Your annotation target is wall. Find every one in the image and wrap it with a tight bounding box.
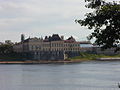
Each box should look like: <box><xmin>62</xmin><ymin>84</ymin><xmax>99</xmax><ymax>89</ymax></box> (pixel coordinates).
<box><xmin>33</xmin><ymin>51</ymin><xmax>64</xmax><ymax>60</ymax></box>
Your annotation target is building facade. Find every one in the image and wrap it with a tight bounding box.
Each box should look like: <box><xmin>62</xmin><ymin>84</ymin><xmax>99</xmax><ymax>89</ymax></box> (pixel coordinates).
<box><xmin>13</xmin><ymin>34</ymin><xmax>91</xmax><ymax>60</ymax></box>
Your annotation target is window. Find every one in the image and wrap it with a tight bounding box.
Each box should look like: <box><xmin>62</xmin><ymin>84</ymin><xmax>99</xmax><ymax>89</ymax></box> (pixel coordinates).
<box><xmin>31</xmin><ymin>45</ymin><xmax>33</xmax><ymax>50</ymax></box>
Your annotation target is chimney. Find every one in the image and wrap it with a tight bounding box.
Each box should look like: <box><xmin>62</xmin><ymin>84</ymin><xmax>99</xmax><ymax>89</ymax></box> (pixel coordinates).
<box><xmin>61</xmin><ymin>36</ymin><xmax>64</xmax><ymax>40</ymax></box>
<box><xmin>21</xmin><ymin>34</ymin><xmax>25</xmax><ymax>42</ymax></box>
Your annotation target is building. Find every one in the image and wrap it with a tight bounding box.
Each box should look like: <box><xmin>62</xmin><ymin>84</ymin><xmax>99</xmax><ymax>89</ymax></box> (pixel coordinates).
<box><xmin>92</xmin><ymin>47</ymin><xmax>120</xmax><ymax>55</ymax></box>
<box><xmin>13</xmin><ymin>34</ymin><xmax>91</xmax><ymax>60</ymax></box>
<box><xmin>79</xmin><ymin>41</ymin><xmax>93</xmax><ymax>53</ymax></box>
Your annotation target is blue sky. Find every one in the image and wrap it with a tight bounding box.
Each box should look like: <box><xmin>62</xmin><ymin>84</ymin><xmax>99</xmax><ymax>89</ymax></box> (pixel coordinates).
<box><xmin>0</xmin><ymin>0</ymin><xmax>93</xmax><ymax>42</ymax></box>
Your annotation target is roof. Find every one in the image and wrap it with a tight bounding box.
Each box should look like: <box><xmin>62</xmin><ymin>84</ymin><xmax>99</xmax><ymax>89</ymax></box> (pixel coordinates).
<box><xmin>64</xmin><ymin>40</ymin><xmax>78</xmax><ymax>43</ymax></box>
<box><xmin>23</xmin><ymin>38</ymin><xmax>30</xmax><ymax>42</ymax></box>
<box><xmin>44</xmin><ymin>34</ymin><xmax>62</xmax><ymax>42</ymax></box>
<box><xmin>79</xmin><ymin>41</ymin><xmax>91</xmax><ymax>44</ymax></box>
<box><xmin>67</xmin><ymin>36</ymin><xmax>76</xmax><ymax>42</ymax></box>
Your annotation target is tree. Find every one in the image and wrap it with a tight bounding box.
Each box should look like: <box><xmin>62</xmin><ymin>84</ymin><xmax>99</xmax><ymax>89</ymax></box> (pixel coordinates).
<box><xmin>76</xmin><ymin>0</ymin><xmax>120</xmax><ymax>50</ymax></box>
<box><xmin>0</xmin><ymin>44</ymin><xmax>13</xmax><ymax>55</ymax></box>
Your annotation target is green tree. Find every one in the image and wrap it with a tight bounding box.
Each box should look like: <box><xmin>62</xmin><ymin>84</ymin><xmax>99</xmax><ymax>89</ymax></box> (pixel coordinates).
<box><xmin>0</xmin><ymin>44</ymin><xmax>13</xmax><ymax>55</ymax></box>
<box><xmin>76</xmin><ymin>0</ymin><xmax>120</xmax><ymax>50</ymax></box>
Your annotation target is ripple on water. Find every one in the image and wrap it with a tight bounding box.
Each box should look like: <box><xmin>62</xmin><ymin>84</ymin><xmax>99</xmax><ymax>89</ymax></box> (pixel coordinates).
<box><xmin>0</xmin><ymin>61</ymin><xmax>120</xmax><ymax>90</ymax></box>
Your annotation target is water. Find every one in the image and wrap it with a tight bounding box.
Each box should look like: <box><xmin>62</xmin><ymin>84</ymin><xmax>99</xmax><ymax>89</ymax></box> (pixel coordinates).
<box><xmin>0</xmin><ymin>61</ymin><xmax>120</xmax><ymax>90</ymax></box>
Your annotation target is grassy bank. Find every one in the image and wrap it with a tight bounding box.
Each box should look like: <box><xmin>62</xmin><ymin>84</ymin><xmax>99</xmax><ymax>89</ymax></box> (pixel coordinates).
<box><xmin>0</xmin><ymin>54</ymin><xmax>26</xmax><ymax>61</ymax></box>
<box><xmin>69</xmin><ymin>53</ymin><xmax>120</xmax><ymax>61</ymax></box>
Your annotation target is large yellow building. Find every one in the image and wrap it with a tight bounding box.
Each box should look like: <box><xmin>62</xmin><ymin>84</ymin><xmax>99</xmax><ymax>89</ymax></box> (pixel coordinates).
<box><xmin>13</xmin><ymin>34</ymin><xmax>91</xmax><ymax>60</ymax></box>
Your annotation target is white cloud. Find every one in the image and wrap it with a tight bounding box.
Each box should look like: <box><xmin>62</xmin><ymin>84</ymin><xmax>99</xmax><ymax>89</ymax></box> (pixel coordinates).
<box><xmin>0</xmin><ymin>0</ymin><xmax>92</xmax><ymax>42</ymax></box>
<box><xmin>0</xmin><ymin>18</ymin><xmax>33</xmax><ymax>24</ymax></box>
<box><xmin>0</xmin><ymin>17</ymin><xmax>35</xmax><ymax>31</ymax></box>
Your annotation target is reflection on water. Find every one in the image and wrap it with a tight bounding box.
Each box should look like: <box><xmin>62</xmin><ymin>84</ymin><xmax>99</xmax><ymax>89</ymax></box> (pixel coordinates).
<box><xmin>0</xmin><ymin>61</ymin><xmax>120</xmax><ymax>90</ymax></box>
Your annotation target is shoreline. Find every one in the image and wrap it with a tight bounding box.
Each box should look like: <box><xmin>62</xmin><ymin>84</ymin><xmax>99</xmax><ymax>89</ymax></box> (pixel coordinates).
<box><xmin>0</xmin><ymin>57</ymin><xmax>120</xmax><ymax>64</ymax></box>
<box><xmin>0</xmin><ymin>60</ymin><xmax>83</xmax><ymax>64</ymax></box>
<box><xmin>96</xmin><ymin>58</ymin><xmax>120</xmax><ymax>61</ymax></box>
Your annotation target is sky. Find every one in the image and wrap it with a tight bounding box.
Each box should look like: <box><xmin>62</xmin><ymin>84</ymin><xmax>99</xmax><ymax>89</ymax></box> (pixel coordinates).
<box><xmin>0</xmin><ymin>0</ymin><xmax>93</xmax><ymax>42</ymax></box>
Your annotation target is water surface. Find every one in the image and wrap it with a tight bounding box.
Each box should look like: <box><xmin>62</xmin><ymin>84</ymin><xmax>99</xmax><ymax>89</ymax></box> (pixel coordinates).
<box><xmin>0</xmin><ymin>61</ymin><xmax>120</xmax><ymax>90</ymax></box>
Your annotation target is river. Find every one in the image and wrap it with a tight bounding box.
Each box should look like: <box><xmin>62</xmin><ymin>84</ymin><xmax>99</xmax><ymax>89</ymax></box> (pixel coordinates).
<box><xmin>0</xmin><ymin>61</ymin><xmax>120</xmax><ymax>90</ymax></box>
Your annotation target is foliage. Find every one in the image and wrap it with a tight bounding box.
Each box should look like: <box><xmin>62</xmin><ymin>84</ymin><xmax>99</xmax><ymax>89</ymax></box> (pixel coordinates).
<box><xmin>76</xmin><ymin>0</ymin><xmax>120</xmax><ymax>50</ymax></box>
<box><xmin>0</xmin><ymin>44</ymin><xmax>13</xmax><ymax>55</ymax></box>
<box><xmin>0</xmin><ymin>43</ymin><xmax>27</xmax><ymax>60</ymax></box>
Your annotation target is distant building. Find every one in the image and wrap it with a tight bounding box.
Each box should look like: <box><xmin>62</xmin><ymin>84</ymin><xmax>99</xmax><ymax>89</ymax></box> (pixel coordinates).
<box><xmin>92</xmin><ymin>47</ymin><xmax>120</xmax><ymax>55</ymax></box>
<box><xmin>13</xmin><ymin>34</ymin><xmax>92</xmax><ymax>60</ymax></box>
<box><xmin>79</xmin><ymin>41</ymin><xmax>93</xmax><ymax>53</ymax></box>
<box><xmin>80</xmin><ymin>41</ymin><xmax>92</xmax><ymax>48</ymax></box>
<box><xmin>90</xmin><ymin>43</ymin><xmax>120</xmax><ymax>55</ymax></box>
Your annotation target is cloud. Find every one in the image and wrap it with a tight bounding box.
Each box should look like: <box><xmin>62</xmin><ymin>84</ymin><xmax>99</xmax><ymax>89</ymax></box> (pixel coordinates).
<box><xmin>0</xmin><ymin>17</ymin><xmax>35</xmax><ymax>32</ymax></box>
<box><xmin>0</xmin><ymin>0</ymin><xmax>89</xmax><ymax>18</ymax></box>
<box><xmin>0</xmin><ymin>0</ymin><xmax>92</xmax><ymax>42</ymax></box>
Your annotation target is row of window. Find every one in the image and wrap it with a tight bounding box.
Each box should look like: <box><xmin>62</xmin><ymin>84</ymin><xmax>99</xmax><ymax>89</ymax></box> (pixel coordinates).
<box><xmin>30</xmin><ymin>44</ymin><xmax>79</xmax><ymax>48</ymax></box>
<box><xmin>34</xmin><ymin>51</ymin><xmax>62</xmax><ymax>55</ymax></box>
<box><xmin>51</xmin><ymin>43</ymin><xmax>63</xmax><ymax>47</ymax></box>
<box><xmin>30</xmin><ymin>46</ymin><xmax>41</xmax><ymax>50</ymax></box>
<box><xmin>41</xmin><ymin>48</ymin><xmax>79</xmax><ymax>51</ymax></box>
<box><xmin>64</xmin><ymin>44</ymin><xmax>79</xmax><ymax>47</ymax></box>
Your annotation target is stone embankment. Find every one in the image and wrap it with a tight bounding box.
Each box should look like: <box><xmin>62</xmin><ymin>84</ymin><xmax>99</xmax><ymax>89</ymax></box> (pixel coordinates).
<box><xmin>96</xmin><ymin>58</ymin><xmax>120</xmax><ymax>61</ymax></box>
<box><xmin>0</xmin><ymin>60</ymin><xmax>82</xmax><ymax>64</ymax></box>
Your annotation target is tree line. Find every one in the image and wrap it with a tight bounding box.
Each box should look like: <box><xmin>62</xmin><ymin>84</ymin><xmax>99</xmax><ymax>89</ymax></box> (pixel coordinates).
<box><xmin>0</xmin><ymin>43</ymin><xmax>13</xmax><ymax>55</ymax></box>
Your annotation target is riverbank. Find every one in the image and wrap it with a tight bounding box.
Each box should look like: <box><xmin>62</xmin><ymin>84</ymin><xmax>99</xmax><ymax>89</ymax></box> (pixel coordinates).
<box><xmin>0</xmin><ymin>58</ymin><xmax>120</xmax><ymax>64</ymax></box>
<box><xmin>96</xmin><ymin>57</ymin><xmax>120</xmax><ymax>61</ymax></box>
<box><xmin>69</xmin><ymin>53</ymin><xmax>120</xmax><ymax>61</ymax></box>
<box><xmin>1</xmin><ymin>53</ymin><xmax>120</xmax><ymax>64</ymax></box>
<box><xmin>0</xmin><ymin>60</ymin><xmax>83</xmax><ymax>64</ymax></box>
